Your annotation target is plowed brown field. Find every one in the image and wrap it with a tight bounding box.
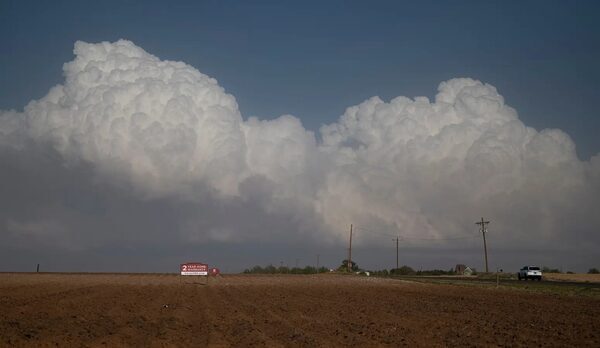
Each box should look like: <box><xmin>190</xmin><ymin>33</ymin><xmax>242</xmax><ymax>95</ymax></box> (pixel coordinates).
<box><xmin>1</xmin><ymin>273</ymin><xmax>599</xmax><ymax>347</ymax></box>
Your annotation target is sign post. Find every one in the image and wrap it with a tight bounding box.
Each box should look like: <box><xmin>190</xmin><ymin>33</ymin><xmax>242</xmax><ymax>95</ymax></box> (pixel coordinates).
<box><xmin>180</xmin><ymin>262</ymin><xmax>209</xmax><ymax>284</ymax></box>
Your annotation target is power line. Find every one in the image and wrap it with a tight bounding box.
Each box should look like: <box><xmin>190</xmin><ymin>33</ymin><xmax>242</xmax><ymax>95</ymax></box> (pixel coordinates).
<box><xmin>356</xmin><ymin>226</ymin><xmax>478</xmax><ymax>241</ymax></box>
<box><xmin>400</xmin><ymin>235</ymin><xmax>478</xmax><ymax>241</ymax></box>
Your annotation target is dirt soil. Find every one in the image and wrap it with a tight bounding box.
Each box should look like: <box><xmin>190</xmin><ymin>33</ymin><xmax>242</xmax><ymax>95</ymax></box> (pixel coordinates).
<box><xmin>1</xmin><ymin>273</ymin><xmax>599</xmax><ymax>347</ymax></box>
<box><xmin>542</xmin><ymin>272</ymin><xmax>600</xmax><ymax>283</ymax></box>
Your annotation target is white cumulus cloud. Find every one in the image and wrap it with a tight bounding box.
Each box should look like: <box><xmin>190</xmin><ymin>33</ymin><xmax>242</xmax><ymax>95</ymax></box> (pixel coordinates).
<box><xmin>1</xmin><ymin>40</ymin><xmax>598</xmax><ymax>266</ymax></box>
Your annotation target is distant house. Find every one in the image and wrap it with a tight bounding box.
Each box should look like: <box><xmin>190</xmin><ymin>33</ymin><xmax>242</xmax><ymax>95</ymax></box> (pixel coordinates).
<box><xmin>455</xmin><ymin>264</ymin><xmax>473</xmax><ymax>275</ymax></box>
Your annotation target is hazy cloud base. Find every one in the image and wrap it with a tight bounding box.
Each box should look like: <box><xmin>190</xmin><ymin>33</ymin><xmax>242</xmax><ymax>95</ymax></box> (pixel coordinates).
<box><xmin>1</xmin><ymin>40</ymin><xmax>598</xmax><ymax>272</ymax></box>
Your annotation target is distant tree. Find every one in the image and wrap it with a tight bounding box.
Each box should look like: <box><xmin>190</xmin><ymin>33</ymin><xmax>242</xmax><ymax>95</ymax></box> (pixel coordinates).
<box><xmin>390</xmin><ymin>265</ymin><xmax>415</xmax><ymax>275</ymax></box>
<box><xmin>317</xmin><ymin>266</ymin><xmax>329</xmax><ymax>273</ymax></box>
<box><xmin>264</xmin><ymin>264</ymin><xmax>277</xmax><ymax>274</ymax></box>
<box><xmin>376</xmin><ymin>269</ymin><xmax>389</xmax><ymax>276</ymax></box>
<box><xmin>542</xmin><ymin>266</ymin><xmax>561</xmax><ymax>273</ymax></box>
<box><xmin>338</xmin><ymin>259</ymin><xmax>359</xmax><ymax>272</ymax></box>
<box><xmin>243</xmin><ymin>265</ymin><xmax>265</xmax><ymax>274</ymax></box>
<box><xmin>243</xmin><ymin>264</ymin><xmax>329</xmax><ymax>275</ymax></box>
<box><xmin>588</xmin><ymin>268</ymin><xmax>600</xmax><ymax>274</ymax></box>
<box><xmin>416</xmin><ymin>269</ymin><xmax>451</xmax><ymax>276</ymax></box>
<box><xmin>302</xmin><ymin>266</ymin><xmax>317</xmax><ymax>274</ymax></box>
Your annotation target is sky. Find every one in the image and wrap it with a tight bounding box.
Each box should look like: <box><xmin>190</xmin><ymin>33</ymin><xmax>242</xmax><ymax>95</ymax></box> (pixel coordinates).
<box><xmin>0</xmin><ymin>1</ymin><xmax>599</xmax><ymax>273</ymax></box>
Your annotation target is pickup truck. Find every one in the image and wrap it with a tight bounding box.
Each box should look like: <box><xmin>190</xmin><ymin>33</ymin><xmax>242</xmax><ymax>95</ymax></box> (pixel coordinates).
<box><xmin>518</xmin><ymin>266</ymin><xmax>542</xmax><ymax>281</ymax></box>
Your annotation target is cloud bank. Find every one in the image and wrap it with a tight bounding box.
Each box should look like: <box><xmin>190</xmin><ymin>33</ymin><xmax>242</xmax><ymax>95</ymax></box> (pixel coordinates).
<box><xmin>1</xmin><ymin>40</ymin><xmax>598</xmax><ymax>270</ymax></box>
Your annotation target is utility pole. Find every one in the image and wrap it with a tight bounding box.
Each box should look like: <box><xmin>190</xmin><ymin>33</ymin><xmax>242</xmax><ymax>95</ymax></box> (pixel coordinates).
<box><xmin>392</xmin><ymin>236</ymin><xmax>399</xmax><ymax>270</ymax></box>
<box><xmin>475</xmin><ymin>217</ymin><xmax>490</xmax><ymax>273</ymax></box>
<box><xmin>348</xmin><ymin>224</ymin><xmax>353</xmax><ymax>272</ymax></box>
<box><xmin>316</xmin><ymin>254</ymin><xmax>320</xmax><ymax>270</ymax></box>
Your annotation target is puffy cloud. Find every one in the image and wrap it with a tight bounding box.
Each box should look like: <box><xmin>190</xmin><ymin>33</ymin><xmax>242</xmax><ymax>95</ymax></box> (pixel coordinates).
<box><xmin>16</xmin><ymin>40</ymin><xmax>245</xmax><ymax>197</ymax></box>
<box><xmin>319</xmin><ymin>79</ymin><xmax>598</xmax><ymax>247</ymax></box>
<box><xmin>0</xmin><ymin>40</ymin><xmax>598</xmax><ymax>270</ymax></box>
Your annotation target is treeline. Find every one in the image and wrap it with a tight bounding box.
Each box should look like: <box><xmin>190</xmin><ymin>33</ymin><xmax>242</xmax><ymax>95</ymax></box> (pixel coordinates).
<box><xmin>542</xmin><ymin>266</ymin><xmax>568</xmax><ymax>273</ymax></box>
<box><xmin>333</xmin><ymin>260</ymin><xmax>458</xmax><ymax>276</ymax></box>
<box><xmin>370</xmin><ymin>265</ymin><xmax>458</xmax><ymax>277</ymax></box>
<box><xmin>243</xmin><ymin>263</ymin><xmax>600</xmax><ymax>276</ymax></box>
<box><xmin>542</xmin><ymin>266</ymin><xmax>600</xmax><ymax>274</ymax></box>
<box><xmin>243</xmin><ymin>265</ymin><xmax>330</xmax><ymax>274</ymax></box>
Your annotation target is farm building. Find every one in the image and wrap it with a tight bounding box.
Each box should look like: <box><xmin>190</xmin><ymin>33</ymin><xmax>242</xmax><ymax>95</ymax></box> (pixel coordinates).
<box><xmin>455</xmin><ymin>264</ymin><xmax>474</xmax><ymax>275</ymax></box>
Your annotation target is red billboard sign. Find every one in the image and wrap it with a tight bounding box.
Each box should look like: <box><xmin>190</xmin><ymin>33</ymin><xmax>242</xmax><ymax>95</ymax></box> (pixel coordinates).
<box><xmin>180</xmin><ymin>262</ymin><xmax>208</xmax><ymax>276</ymax></box>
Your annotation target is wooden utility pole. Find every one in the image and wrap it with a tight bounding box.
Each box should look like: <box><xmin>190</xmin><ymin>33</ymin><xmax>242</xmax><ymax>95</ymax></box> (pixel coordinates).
<box><xmin>348</xmin><ymin>224</ymin><xmax>353</xmax><ymax>272</ymax></box>
<box><xmin>475</xmin><ymin>217</ymin><xmax>490</xmax><ymax>273</ymax></box>
<box><xmin>316</xmin><ymin>254</ymin><xmax>320</xmax><ymax>270</ymax></box>
<box><xmin>392</xmin><ymin>236</ymin><xmax>399</xmax><ymax>270</ymax></box>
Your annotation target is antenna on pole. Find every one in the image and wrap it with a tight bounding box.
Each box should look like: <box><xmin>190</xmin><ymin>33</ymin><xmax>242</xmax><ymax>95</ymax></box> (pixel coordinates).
<box><xmin>475</xmin><ymin>217</ymin><xmax>490</xmax><ymax>273</ymax></box>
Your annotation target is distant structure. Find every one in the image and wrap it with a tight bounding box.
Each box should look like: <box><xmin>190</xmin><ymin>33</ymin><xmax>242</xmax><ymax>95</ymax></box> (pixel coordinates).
<box><xmin>455</xmin><ymin>264</ymin><xmax>473</xmax><ymax>276</ymax></box>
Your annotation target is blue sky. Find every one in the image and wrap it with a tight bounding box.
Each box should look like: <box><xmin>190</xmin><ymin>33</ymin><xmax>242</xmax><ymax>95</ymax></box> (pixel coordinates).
<box><xmin>1</xmin><ymin>0</ymin><xmax>599</xmax><ymax>159</ymax></box>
